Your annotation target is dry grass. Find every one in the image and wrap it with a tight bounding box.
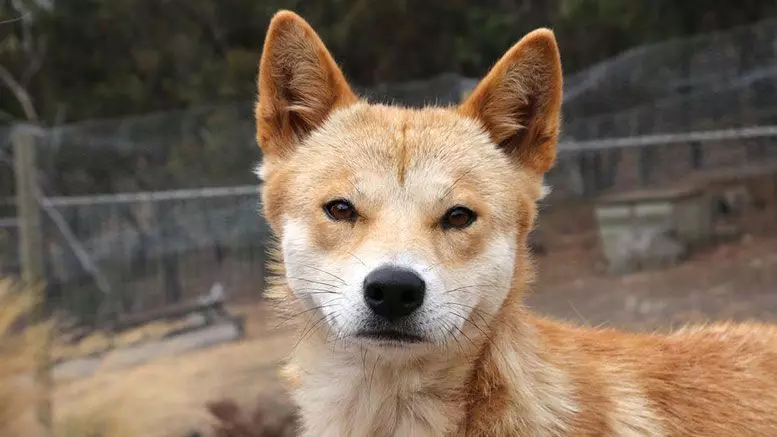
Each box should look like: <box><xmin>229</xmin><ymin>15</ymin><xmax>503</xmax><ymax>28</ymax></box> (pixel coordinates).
<box><xmin>0</xmin><ymin>279</ymin><xmax>297</xmax><ymax>437</ymax></box>
<box><xmin>0</xmin><ymin>278</ymin><xmax>51</xmax><ymax>437</ymax></box>
<box><xmin>53</xmin><ymin>302</ymin><xmax>296</xmax><ymax>437</ymax></box>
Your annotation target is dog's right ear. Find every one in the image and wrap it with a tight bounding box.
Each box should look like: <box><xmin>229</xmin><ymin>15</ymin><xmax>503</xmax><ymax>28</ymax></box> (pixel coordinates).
<box><xmin>255</xmin><ymin>11</ymin><xmax>357</xmax><ymax>167</ymax></box>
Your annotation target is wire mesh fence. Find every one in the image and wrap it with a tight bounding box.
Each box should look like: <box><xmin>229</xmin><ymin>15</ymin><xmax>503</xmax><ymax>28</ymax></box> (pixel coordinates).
<box><xmin>562</xmin><ymin>15</ymin><xmax>777</xmax><ymax>136</ymax></box>
<box><xmin>1</xmin><ymin>16</ymin><xmax>777</xmax><ymax>333</ymax></box>
<box><xmin>41</xmin><ymin>186</ymin><xmax>269</xmax><ymax>329</ymax></box>
<box><xmin>550</xmin><ymin>129</ymin><xmax>777</xmax><ymax>200</ymax></box>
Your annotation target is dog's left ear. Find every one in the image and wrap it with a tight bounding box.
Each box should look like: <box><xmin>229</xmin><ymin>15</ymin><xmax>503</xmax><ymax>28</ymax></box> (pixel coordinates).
<box><xmin>458</xmin><ymin>29</ymin><xmax>563</xmax><ymax>174</ymax></box>
<box><xmin>256</xmin><ymin>11</ymin><xmax>357</xmax><ymax>163</ymax></box>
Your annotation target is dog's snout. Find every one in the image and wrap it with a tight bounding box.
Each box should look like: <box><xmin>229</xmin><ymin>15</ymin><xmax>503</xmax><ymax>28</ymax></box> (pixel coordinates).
<box><xmin>363</xmin><ymin>266</ymin><xmax>426</xmax><ymax>321</ymax></box>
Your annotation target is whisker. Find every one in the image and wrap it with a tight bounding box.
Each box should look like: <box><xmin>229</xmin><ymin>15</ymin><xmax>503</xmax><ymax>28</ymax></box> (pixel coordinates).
<box><xmin>439</xmin><ymin>167</ymin><xmax>475</xmax><ymax>201</ymax></box>
<box><xmin>273</xmin><ymin>302</ymin><xmax>339</xmax><ymax>329</ymax></box>
<box><xmin>441</xmin><ymin>320</ymin><xmax>465</xmax><ymax>354</ymax></box>
<box><xmin>287</xmin><ymin>276</ymin><xmax>339</xmax><ymax>288</ymax></box>
<box><xmin>567</xmin><ymin>301</ymin><xmax>590</xmax><ymax>325</ymax></box>
<box><xmin>347</xmin><ymin>178</ymin><xmax>363</xmax><ymax>197</ymax></box>
<box><xmin>444</xmin><ymin>301</ymin><xmax>491</xmax><ymax>328</ymax></box>
<box><xmin>322</xmin><ymin>314</ymin><xmax>346</xmax><ymax>350</ymax></box>
<box><xmin>447</xmin><ymin>309</ymin><xmax>492</xmax><ymax>343</ymax></box>
<box><xmin>446</xmin><ymin>313</ymin><xmax>478</xmax><ymax>347</ymax></box>
<box><xmin>293</xmin><ymin>287</ymin><xmax>342</xmax><ymax>295</ymax></box>
<box><xmin>299</xmin><ymin>264</ymin><xmax>348</xmax><ymax>285</ymax></box>
<box><xmin>367</xmin><ymin>353</ymin><xmax>379</xmax><ymax>395</ymax></box>
<box><xmin>443</xmin><ymin>284</ymin><xmax>496</xmax><ymax>295</ymax></box>
<box><xmin>452</xmin><ymin>323</ymin><xmax>468</xmax><ymax>353</ymax></box>
<box><xmin>287</xmin><ymin>306</ymin><xmax>326</xmax><ymax>345</ymax></box>
<box><xmin>422</xmin><ymin>262</ymin><xmax>441</xmax><ymax>273</ymax></box>
<box><xmin>357</xmin><ymin>346</ymin><xmax>368</xmax><ymax>379</ymax></box>
<box><xmin>322</xmin><ymin>319</ymin><xmax>351</xmax><ymax>351</ymax></box>
<box><xmin>293</xmin><ymin>313</ymin><xmax>331</xmax><ymax>351</ymax></box>
<box><xmin>346</xmin><ymin>251</ymin><xmax>367</xmax><ymax>267</ymax></box>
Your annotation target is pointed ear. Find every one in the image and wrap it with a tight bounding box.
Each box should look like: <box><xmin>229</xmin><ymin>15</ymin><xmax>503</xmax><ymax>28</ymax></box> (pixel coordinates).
<box><xmin>458</xmin><ymin>29</ymin><xmax>563</xmax><ymax>174</ymax></box>
<box><xmin>256</xmin><ymin>10</ymin><xmax>357</xmax><ymax>160</ymax></box>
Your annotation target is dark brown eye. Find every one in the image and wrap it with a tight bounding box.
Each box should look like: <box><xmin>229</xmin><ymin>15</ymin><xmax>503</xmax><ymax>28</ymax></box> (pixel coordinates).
<box><xmin>442</xmin><ymin>206</ymin><xmax>477</xmax><ymax>230</ymax></box>
<box><xmin>324</xmin><ymin>199</ymin><xmax>357</xmax><ymax>222</ymax></box>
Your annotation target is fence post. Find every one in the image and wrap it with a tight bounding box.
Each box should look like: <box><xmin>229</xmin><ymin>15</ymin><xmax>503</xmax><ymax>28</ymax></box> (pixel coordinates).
<box><xmin>11</xmin><ymin>125</ymin><xmax>52</xmax><ymax>433</ymax></box>
<box><xmin>690</xmin><ymin>141</ymin><xmax>703</xmax><ymax>169</ymax></box>
<box><xmin>12</xmin><ymin>125</ymin><xmax>44</xmax><ymax>284</ymax></box>
<box><xmin>637</xmin><ymin>147</ymin><xmax>653</xmax><ymax>187</ymax></box>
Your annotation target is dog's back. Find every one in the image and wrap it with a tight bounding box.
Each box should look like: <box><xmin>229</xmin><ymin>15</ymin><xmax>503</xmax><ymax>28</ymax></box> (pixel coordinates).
<box><xmin>466</xmin><ymin>314</ymin><xmax>777</xmax><ymax>436</ymax></box>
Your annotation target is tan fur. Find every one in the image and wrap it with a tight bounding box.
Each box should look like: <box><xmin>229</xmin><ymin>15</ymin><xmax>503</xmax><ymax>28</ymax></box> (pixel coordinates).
<box><xmin>256</xmin><ymin>10</ymin><xmax>777</xmax><ymax>437</ymax></box>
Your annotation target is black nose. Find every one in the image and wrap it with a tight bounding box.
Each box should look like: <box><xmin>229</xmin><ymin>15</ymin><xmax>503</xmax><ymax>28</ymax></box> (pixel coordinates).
<box><xmin>363</xmin><ymin>266</ymin><xmax>426</xmax><ymax>321</ymax></box>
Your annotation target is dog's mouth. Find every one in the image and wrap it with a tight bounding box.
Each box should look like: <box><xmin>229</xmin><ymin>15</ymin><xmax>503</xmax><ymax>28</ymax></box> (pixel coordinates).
<box><xmin>354</xmin><ymin>329</ymin><xmax>426</xmax><ymax>346</ymax></box>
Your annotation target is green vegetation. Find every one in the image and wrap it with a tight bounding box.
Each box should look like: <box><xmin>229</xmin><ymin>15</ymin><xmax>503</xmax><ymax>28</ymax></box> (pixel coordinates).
<box><xmin>1</xmin><ymin>0</ymin><xmax>775</xmax><ymax>124</ymax></box>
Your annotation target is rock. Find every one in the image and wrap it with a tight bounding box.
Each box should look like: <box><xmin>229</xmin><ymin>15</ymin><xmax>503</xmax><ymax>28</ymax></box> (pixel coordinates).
<box><xmin>608</xmin><ymin>225</ymin><xmax>686</xmax><ymax>274</ymax></box>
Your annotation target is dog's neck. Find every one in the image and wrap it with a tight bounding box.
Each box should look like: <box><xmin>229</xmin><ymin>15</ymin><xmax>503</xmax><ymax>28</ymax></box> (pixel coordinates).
<box><xmin>279</xmin><ymin>288</ymin><xmax>576</xmax><ymax>437</ymax></box>
<box><xmin>288</xmin><ymin>329</ymin><xmax>476</xmax><ymax>437</ymax></box>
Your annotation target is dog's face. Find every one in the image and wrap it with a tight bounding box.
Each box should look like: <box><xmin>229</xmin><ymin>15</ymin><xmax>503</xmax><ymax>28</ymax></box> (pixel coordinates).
<box><xmin>256</xmin><ymin>11</ymin><xmax>562</xmax><ymax>354</ymax></box>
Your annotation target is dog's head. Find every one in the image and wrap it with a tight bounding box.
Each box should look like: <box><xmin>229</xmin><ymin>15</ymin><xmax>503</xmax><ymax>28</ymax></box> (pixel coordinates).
<box><xmin>257</xmin><ymin>11</ymin><xmax>562</xmax><ymax>354</ymax></box>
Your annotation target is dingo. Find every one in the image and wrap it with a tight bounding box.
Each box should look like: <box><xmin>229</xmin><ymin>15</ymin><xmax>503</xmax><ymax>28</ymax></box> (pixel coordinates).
<box><xmin>255</xmin><ymin>10</ymin><xmax>777</xmax><ymax>437</ymax></box>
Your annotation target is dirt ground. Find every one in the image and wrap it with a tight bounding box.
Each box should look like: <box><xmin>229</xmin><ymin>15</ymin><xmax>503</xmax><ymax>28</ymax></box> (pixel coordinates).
<box><xmin>529</xmin><ymin>203</ymin><xmax>777</xmax><ymax>331</ymax></box>
<box><xmin>51</xmin><ymin>203</ymin><xmax>777</xmax><ymax>437</ymax></box>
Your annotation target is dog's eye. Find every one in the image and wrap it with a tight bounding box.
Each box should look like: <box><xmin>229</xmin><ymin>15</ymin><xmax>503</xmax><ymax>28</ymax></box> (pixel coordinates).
<box><xmin>441</xmin><ymin>206</ymin><xmax>477</xmax><ymax>230</ymax></box>
<box><xmin>324</xmin><ymin>199</ymin><xmax>357</xmax><ymax>222</ymax></box>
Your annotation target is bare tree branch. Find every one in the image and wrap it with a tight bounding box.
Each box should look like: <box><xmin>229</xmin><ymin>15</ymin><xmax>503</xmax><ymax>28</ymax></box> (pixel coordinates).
<box><xmin>0</xmin><ymin>63</ymin><xmax>39</xmax><ymax>122</ymax></box>
<box><xmin>0</xmin><ymin>11</ymin><xmax>29</xmax><ymax>25</ymax></box>
<box><xmin>21</xmin><ymin>38</ymin><xmax>48</xmax><ymax>87</ymax></box>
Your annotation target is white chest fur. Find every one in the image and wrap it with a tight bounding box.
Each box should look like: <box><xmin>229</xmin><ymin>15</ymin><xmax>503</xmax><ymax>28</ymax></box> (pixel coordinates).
<box><xmin>292</xmin><ymin>346</ymin><xmax>469</xmax><ymax>437</ymax></box>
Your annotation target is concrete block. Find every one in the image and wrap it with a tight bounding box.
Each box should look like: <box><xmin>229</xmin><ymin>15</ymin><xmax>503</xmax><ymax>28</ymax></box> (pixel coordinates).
<box><xmin>595</xmin><ymin>184</ymin><xmax>707</xmax><ymax>274</ymax></box>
